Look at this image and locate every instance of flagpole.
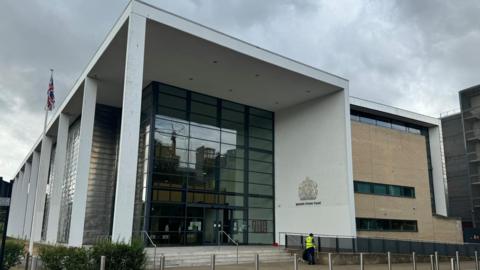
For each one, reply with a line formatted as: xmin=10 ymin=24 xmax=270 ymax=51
xmin=28 ymin=69 xmax=53 ymax=256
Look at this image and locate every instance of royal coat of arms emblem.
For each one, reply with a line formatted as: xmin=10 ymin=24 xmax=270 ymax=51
xmin=298 ymin=177 xmax=318 ymax=201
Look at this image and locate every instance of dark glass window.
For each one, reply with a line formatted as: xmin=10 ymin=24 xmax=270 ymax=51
xmin=356 ymin=218 xmax=418 ymax=232
xmin=191 ymin=101 xmax=217 ymax=117
xmin=373 ymin=184 xmax=387 ymax=195
xmin=389 ymin=186 xmax=402 ymax=197
xmin=376 ymin=119 xmax=392 ymax=128
xmin=354 ymin=181 xmax=415 ymax=198
xmin=392 ymin=121 xmax=406 ymax=131
xmin=249 ymin=115 xmax=273 ymax=130
xmin=249 ymin=127 xmax=273 ymax=141
xmin=222 ymin=109 xmax=244 ymax=123
xmin=350 ymin=110 xmax=428 ymax=136
xmin=360 ymin=116 xmax=376 ymax=125
xmin=408 ymin=127 xmax=421 ymax=134
xmin=354 ymin=182 xmax=371 ymax=193
xmin=250 ymin=108 xmax=272 ymax=119
xmin=158 ymin=93 xmax=187 ymax=111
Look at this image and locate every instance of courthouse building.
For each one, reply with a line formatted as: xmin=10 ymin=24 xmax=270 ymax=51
xmin=7 ymin=0 xmax=462 ymax=247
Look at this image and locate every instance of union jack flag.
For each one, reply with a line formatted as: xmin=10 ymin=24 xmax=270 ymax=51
xmin=47 ymin=72 xmax=55 ymax=111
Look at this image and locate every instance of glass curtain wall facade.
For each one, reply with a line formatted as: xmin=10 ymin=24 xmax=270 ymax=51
xmin=58 ymin=119 xmax=81 ymax=243
xmin=135 ymin=82 xmax=275 ymax=245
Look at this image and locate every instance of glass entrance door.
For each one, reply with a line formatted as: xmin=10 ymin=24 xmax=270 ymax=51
xmin=203 ymin=208 xmax=218 ymax=244
xmin=203 ymin=208 xmax=232 ymax=244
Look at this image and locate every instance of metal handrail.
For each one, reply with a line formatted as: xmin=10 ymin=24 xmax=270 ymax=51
xmin=142 ymin=231 xmax=158 ymax=268
xmin=218 ymin=230 xmax=239 ymax=264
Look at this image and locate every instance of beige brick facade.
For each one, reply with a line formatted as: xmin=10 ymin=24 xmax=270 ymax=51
xmin=351 ymin=121 xmax=463 ymax=243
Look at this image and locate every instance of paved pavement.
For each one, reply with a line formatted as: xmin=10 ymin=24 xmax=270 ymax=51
xmin=172 ymin=261 xmax=476 ymax=270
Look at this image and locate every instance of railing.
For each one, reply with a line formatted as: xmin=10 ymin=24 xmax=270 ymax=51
xmin=218 ymin=230 xmax=239 ymax=264
xmin=282 ymin=232 xmax=480 ymax=257
xmin=142 ymin=230 xmax=158 ymax=268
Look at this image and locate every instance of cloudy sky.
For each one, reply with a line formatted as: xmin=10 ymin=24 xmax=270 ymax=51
xmin=1 ymin=0 xmax=479 ymax=179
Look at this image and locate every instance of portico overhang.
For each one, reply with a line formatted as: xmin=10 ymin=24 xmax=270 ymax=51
xmin=16 ymin=0 xmax=348 ymax=176
xmin=88 ymin=0 xmax=347 ymax=112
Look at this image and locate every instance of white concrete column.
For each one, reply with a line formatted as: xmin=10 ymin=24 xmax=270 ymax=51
xmin=429 ymin=126 xmax=449 ymax=216
xmin=7 ymin=175 xmax=20 ymax=237
xmin=17 ymin=171 xmax=26 ymax=236
xmin=68 ymin=78 xmax=97 ymax=247
xmin=46 ymin=113 xmax=70 ymax=243
xmin=112 ymin=13 xmax=146 ymax=242
xmin=23 ymin=151 xmax=40 ymax=239
xmin=31 ymin=136 xmax=53 ymax=243
xmin=17 ymin=162 xmax=31 ymax=237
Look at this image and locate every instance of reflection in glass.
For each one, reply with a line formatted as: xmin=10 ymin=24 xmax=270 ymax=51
xmin=155 ymin=116 xmax=189 ymax=137
xmin=221 ymin=130 xmax=242 ymax=146
xmin=190 ymin=124 xmax=220 ymax=141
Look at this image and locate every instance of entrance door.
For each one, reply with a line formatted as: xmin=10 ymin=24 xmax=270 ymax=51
xmin=203 ymin=208 xmax=232 ymax=244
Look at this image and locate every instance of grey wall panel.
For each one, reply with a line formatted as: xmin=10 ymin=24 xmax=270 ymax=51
xmin=82 ymin=104 xmax=120 ymax=245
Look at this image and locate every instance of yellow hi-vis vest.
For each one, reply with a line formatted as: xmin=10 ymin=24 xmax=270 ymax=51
xmin=305 ymin=236 xmax=315 ymax=249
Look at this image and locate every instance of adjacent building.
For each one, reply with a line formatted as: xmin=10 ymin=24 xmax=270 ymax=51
xmin=442 ymin=85 xmax=480 ymax=242
xmin=351 ymin=98 xmax=462 ymax=243
xmin=6 ymin=0 xmax=462 ymax=247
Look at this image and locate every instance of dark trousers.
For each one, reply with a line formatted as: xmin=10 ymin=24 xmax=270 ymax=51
xmin=306 ymin=247 xmax=315 ymax=265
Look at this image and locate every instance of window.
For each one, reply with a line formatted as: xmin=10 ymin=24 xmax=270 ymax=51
xmin=360 ymin=116 xmax=376 ymax=125
xmin=350 ymin=110 xmax=427 ymax=136
xmin=354 ymin=182 xmax=371 ymax=193
xmin=354 ymin=181 xmax=415 ymax=198
xmin=356 ymin=218 xmax=418 ymax=232
xmin=373 ymin=184 xmax=387 ymax=195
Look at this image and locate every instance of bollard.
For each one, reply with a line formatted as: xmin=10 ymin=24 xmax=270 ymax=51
xmin=30 ymin=256 xmax=37 ymax=270
xmin=293 ymin=253 xmax=298 ymax=270
xmin=100 ymin=256 xmax=106 ymax=270
xmin=430 ymin=255 xmax=435 ymax=270
xmin=456 ymin=251 xmax=460 ymax=270
xmin=435 ymin=252 xmax=439 ymax=270
xmin=451 ymin=258 xmax=455 ymax=270
xmin=254 ymin=254 xmax=259 ymax=270
xmin=412 ymin=252 xmax=416 ymax=270
xmin=387 ymin=252 xmax=392 ymax=270
xmin=360 ymin=253 xmax=364 ymax=270
xmin=211 ymin=254 xmax=216 ymax=270
xmin=328 ymin=253 xmax=333 ymax=270
xmin=475 ymin=251 xmax=479 ymax=270
xmin=160 ymin=255 xmax=165 ymax=270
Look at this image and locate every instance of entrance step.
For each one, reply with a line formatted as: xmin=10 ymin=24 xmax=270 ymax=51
xmin=145 ymin=246 xmax=293 ymax=268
